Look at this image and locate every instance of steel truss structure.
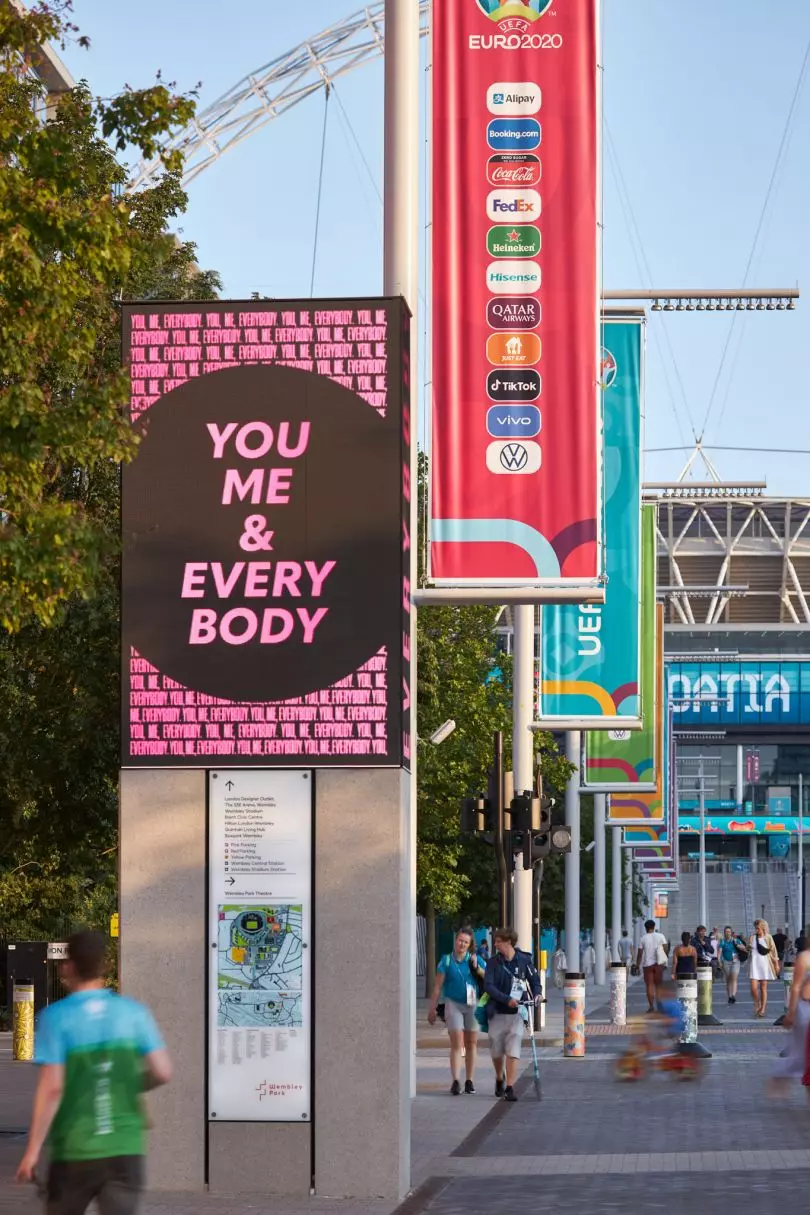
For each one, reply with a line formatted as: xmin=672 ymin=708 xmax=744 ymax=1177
xmin=649 ymin=490 xmax=810 ymax=627
xmin=128 ymin=2 xmax=429 ymax=192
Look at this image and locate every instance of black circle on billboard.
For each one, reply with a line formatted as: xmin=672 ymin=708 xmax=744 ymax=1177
xmin=124 ymin=363 xmax=399 ymax=703
xmin=486 ymin=368 xmax=542 ymax=402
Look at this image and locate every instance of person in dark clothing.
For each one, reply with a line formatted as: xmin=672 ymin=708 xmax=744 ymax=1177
xmin=671 ymin=931 xmax=698 ymax=980
xmin=483 ymin=927 xmax=541 ymax=1103
xmin=691 ymin=925 xmax=713 ymax=965
xmin=773 ymin=927 xmax=788 ymax=963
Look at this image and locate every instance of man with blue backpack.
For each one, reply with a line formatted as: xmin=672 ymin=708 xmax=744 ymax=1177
xmin=483 ymin=927 xmax=541 ymax=1102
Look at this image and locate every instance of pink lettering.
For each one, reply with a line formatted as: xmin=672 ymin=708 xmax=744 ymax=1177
xmin=244 ymin=562 xmax=272 ymax=596
xmin=260 ymin=610 xmax=294 ymax=644
xmin=189 ymin=609 xmax=217 ymax=644
xmin=299 ymin=607 xmax=328 ymax=644
xmin=181 ymin=563 xmax=207 ymax=598
xmin=221 ymin=609 xmax=258 ymax=645
xmin=305 ymin=560 xmax=336 ymax=596
xmin=207 ymin=421 xmax=238 ymax=459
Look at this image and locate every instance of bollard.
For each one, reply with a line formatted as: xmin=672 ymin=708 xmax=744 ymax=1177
xmin=697 ymin=962 xmax=722 ymax=1026
xmin=12 ymin=981 xmax=35 ymax=1062
xmin=609 ymin=961 xmax=627 ymax=1026
xmin=775 ymin=962 xmax=793 ymax=1026
xmin=676 ymin=977 xmax=712 ymax=1059
xmin=563 ymin=972 xmax=586 ymax=1057
xmin=538 ymin=950 xmax=548 ymax=1030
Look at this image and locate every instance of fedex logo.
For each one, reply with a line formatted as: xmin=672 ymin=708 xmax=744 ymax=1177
xmin=486 ymin=189 xmax=541 ymax=221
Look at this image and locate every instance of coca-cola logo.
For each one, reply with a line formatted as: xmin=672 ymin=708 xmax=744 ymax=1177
xmin=487 ymin=154 xmax=541 ymax=187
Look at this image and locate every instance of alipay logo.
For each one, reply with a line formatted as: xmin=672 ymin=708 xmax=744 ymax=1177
xmin=487 ymin=118 xmax=542 ymax=152
xmin=486 ymin=440 xmax=542 ymax=474
xmin=487 ymin=83 xmax=542 ymax=116
xmin=487 ymin=405 xmax=542 ymax=438
xmin=486 ymin=260 xmax=541 ymax=295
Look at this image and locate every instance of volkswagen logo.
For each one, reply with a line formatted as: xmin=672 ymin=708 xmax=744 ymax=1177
xmin=500 ymin=443 xmax=529 ymax=471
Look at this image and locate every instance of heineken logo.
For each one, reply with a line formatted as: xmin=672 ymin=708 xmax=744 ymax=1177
xmin=487 ymin=225 xmax=541 ymax=258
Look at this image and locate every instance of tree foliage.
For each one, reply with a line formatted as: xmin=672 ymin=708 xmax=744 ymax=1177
xmin=0 ymin=1 xmax=220 ymax=934
xmin=0 ymin=1 xmax=209 ymax=629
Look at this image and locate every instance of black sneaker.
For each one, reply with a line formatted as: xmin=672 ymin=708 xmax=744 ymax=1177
xmin=450 ymin=1079 xmax=461 ymax=1096
xmin=504 ymin=1086 xmax=518 ymax=1102
xmin=464 ymin=1080 xmax=475 ymax=1094
xmin=494 ymin=1077 xmax=505 ymax=1098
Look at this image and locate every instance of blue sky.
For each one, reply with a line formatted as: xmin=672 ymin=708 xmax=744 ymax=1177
xmin=61 ymin=0 xmax=810 ymax=492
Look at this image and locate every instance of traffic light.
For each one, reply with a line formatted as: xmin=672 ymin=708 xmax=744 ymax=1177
xmin=530 ymin=810 xmax=572 ymax=860
xmin=509 ymin=790 xmax=540 ymax=833
xmin=460 ymin=794 xmax=492 ymax=835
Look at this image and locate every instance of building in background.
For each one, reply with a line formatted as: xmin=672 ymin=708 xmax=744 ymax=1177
xmin=10 ymin=0 xmax=74 ymax=117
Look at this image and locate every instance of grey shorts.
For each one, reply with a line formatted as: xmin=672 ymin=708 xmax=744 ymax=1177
xmin=488 ymin=1011 xmax=524 ymax=1059
xmin=444 ymin=998 xmax=479 ymax=1033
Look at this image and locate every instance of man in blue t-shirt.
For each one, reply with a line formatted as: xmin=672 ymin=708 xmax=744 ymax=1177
xmin=16 ymin=929 xmax=172 ymax=1215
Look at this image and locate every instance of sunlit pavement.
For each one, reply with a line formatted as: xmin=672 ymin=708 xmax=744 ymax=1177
xmin=3 ymin=982 xmax=808 ymax=1215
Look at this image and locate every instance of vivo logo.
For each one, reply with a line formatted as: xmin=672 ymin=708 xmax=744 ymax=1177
xmin=486 ymin=405 xmax=541 ymax=438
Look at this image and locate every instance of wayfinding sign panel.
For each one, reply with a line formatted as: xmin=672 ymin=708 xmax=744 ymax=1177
xmin=208 ymin=769 xmax=311 ymax=1123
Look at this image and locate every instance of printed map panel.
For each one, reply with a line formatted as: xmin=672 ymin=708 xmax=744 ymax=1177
xmin=217 ymin=904 xmax=303 ymax=1029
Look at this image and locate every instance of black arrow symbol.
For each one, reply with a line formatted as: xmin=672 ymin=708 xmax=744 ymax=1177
xmin=225 ymin=780 xmax=235 ymax=791
xmin=226 ymin=877 xmax=236 ymax=886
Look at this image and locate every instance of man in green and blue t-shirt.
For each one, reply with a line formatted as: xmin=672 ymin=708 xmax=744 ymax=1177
xmin=16 ymin=929 xmax=172 ymax=1214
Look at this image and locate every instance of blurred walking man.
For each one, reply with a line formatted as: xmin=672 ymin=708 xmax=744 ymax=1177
xmin=17 ymin=930 xmax=172 ymax=1214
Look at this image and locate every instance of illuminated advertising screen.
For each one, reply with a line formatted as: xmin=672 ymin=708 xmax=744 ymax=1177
xmin=121 ymin=299 xmax=411 ymax=768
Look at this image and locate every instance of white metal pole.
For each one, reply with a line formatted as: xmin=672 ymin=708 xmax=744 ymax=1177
xmin=800 ymin=773 xmax=804 ymax=936
xmin=513 ymin=606 xmax=535 ymax=951
xmin=565 ymin=731 xmax=581 ymax=972
xmin=611 ymin=822 xmax=622 ymax=963
xmin=593 ymin=793 xmax=606 ymax=984
xmin=699 ymin=758 xmax=707 ymax=927
xmin=383 ymin=0 xmax=419 ymax=1106
xmin=623 ymin=853 xmax=633 ymax=937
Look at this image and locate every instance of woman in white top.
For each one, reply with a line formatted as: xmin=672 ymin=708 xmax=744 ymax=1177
xmin=749 ymin=918 xmax=779 ymax=1018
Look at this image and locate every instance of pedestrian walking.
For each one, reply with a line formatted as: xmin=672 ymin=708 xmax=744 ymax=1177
xmin=483 ymin=927 xmax=541 ymax=1103
xmin=582 ymin=941 xmax=596 ymax=982
xmin=477 ymin=937 xmax=490 ymax=964
xmin=670 ymin=931 xmax=697 ymax=980
xmin=769 ymin=934 xmax=810 ymax=1095
xmin=709 ymin=927 xmax=721 ymax=980
xmin=691 ymin=925 xmax=714 ymax=966
xmin=617 ymin=930 xmax=634 ymax=969
xmin=552 ymin=944 xmax=567 ymax=989
xmin=773 ymin=925 xmax=788 ymax=968
xmin=16 ymin=929 xmax=172 ymax=1213
xmin=428 ymin=926 xmax=486 ymax=1095
xmin=749 ymin=918 xmax=779 ymax=1018
xmin=636 ymin=919 xmax=668 ymax=1013
xmin=717 ymin=925 xmax=747 ymax=1003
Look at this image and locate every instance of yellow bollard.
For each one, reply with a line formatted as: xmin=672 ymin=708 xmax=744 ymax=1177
xmin=12 ymin=982 xmax=35 ymax=1061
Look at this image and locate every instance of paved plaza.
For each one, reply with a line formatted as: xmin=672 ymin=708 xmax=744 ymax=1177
xmin=3 ymin=977 xmax=808 ymax=1215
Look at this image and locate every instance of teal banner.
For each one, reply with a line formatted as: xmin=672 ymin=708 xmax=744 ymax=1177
xmin=539 ymin=318 xmax=643 ymax=723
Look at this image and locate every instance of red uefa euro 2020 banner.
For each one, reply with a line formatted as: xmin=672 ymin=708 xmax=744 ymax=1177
xmin=430 ymin=0 xmax=600 ymax=585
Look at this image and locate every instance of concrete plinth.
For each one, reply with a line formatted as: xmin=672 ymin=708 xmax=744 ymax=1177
xmin=120 ymin=766 xmax=411 ymax=1200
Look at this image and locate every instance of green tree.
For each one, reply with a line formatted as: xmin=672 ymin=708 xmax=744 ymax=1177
xmin=0 ymin=1 xmax=204 ymax=629
xmin=0 ymin=2 xmax=220 ymax=935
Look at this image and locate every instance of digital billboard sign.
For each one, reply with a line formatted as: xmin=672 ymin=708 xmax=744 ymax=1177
xmin=121 ymin=299 xmax=411 ymax=768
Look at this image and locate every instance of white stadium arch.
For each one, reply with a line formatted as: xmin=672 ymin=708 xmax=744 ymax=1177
xmin=129 ymin=2 xmax=429 ymax=192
